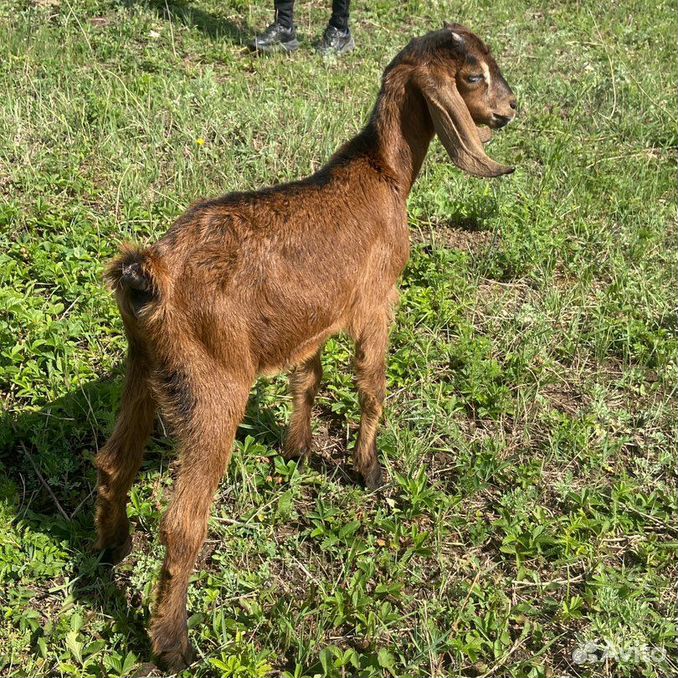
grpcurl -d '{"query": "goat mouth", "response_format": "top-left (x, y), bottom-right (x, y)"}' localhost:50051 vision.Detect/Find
top-left (489, 113), bottom-right (514, 129)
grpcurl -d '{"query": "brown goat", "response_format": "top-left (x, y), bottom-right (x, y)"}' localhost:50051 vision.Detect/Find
top-left (95, 23), bottom-right (517, 671)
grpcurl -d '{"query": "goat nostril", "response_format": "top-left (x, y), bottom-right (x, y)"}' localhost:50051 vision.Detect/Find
top-left (509, 99), bottom-right (517, 110)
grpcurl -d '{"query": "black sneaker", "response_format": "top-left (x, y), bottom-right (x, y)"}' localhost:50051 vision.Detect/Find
top-left (316, 25), bottom-right (355, 56)
top-left (251, 22), bottom-right (299, 54)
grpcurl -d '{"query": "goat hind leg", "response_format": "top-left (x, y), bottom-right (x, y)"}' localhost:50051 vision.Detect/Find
top-left (150, 372), bottom-right (249, 672)
top-left (95, 343), bottom-right (156, 564)
top-left (284, 349), bottom-right (323, 460)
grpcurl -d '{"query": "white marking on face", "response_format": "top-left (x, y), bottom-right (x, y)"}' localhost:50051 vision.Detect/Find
top-left (481, 61), bottom-right (491, 88)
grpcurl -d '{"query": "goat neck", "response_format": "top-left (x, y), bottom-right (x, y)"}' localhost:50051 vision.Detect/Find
top-left (367, 64), bottom-right (435, 195)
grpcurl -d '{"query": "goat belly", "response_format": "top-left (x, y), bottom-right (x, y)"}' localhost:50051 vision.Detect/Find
top-left (248, 293), bottom-right (350, 375)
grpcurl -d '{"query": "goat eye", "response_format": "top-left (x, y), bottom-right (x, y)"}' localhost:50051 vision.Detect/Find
top-left (466, 75), bottom-right (484, 84)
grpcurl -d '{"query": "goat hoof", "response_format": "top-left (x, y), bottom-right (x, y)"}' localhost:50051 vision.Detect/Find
top-left (362, 464), bottom-right (384, 491)
top-left (130, 662), bottom-right (161, 677)
top-left (282, 439), bottom-right (312, 461)
top-left (151, 621), bottom-right (193, 673)
top-left (98, 535), bottom-right (132, 566)
top-left (155, 643), bottom-right (193, 673)
top-left (282, 447), bottom-right (308, 461)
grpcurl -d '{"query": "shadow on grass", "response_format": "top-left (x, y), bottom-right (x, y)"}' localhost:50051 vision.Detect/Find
top-left (126, 0), bottom-right (253, 44)
top-left (409, 200), bottom-right (533, 283)
top-left (411, 200), bottom-right (499, 249)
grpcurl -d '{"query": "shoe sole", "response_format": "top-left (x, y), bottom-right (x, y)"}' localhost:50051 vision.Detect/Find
top-left (252, 39), bottom-right (300, 54)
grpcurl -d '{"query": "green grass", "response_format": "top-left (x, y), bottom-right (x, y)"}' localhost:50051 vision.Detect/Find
top-left (0, 0), bottom-right (676, 676)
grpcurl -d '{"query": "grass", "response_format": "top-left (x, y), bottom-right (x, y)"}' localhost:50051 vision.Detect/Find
top-left (0, 0), bottom-right (676, 676)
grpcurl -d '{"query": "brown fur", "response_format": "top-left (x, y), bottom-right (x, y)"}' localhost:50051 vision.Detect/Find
top-left (95, 24), bottom-right (517, 671)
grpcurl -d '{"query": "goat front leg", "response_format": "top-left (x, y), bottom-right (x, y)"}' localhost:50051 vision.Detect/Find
top-left (284, 349), bottom-right (323, 460)
top-left (353, 311), bottom-right (392, 490)
top-left (95, 342), bottom-right (156, 564)
top-left (150, 370), bottom-right (250, 672)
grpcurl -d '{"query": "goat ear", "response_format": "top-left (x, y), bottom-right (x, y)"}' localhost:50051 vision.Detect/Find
top-left (418, 74), bottom-right (514, 178)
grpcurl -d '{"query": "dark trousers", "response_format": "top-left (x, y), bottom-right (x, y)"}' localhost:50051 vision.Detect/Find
top-left (275, 0), bottom-right (350, 31)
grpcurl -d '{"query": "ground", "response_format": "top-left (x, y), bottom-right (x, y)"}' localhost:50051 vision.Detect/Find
top-left (0, 0), bottom-right (676, 676)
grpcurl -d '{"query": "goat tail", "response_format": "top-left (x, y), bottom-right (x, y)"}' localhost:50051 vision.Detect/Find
top-left (104, 243), bottom-right (169, 321)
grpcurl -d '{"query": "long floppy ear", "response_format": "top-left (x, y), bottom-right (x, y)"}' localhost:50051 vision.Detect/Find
top-left (417, 74), bottom-right (513, 178)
